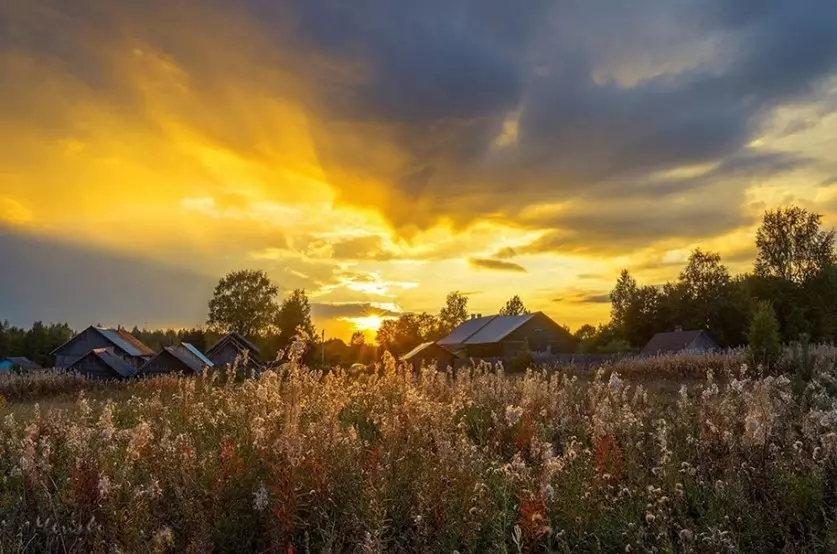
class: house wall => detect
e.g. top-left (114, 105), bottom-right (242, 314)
top-left (408, 348), bottom-right (455, 371)
top-left (54, 328), bottom-right (143, 368)
top-left (688, 333), bottom-right (719, 352)
top-left (210, 343), bottom-right (260, 369)
top-left (141, 351), bottom-right (187, 376)
top-left (71, 355), bottom-right (118, 381)
top-left (501, 314), bottom-right (575, 356)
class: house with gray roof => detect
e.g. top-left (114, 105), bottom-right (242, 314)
top-left (69, 348), bottom-right (138, 380)
top-left (401, 341), bottom-right (458, 371)
top-left (140, 343), bottom-right (214, 376)
top-left (0, 357), bottom-right (39, 372)
top-left (206, 332), bottom-right (263, 371)
top-left (51, 326), bottom-right (154, 369)
top-left (438, 312), bottom-right (574, 360)
top-left (640, 329), bottom-right (719, 356)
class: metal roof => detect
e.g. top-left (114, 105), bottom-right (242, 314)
top-left (96, 328), bottom-right (154, 357)
top-left (400, 342), bottom-right (456, 361)
top-left (437, 316), bottom-right (495, 346)
top-left (206, 332), bottom-right (261, 357)
top-left (165, 346), bottom-right (206, 373)
top-left (640, 330), bottom-right (717, 355)
top-left (3, 357), bottom-right (39, 370)
top-left (182, 343), bottom-right (214, 367)
top-left (82, 348), bottom-right (137, 378)
top-left (438, 313), bottom-right (538, 346)
top-left (462, 314), bottom-right (535, 345)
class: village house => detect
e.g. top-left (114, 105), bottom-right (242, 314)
top-left (206, 332), bottom-right (263, 370)
top-left (437, 312), bottom-right (574, 360)
top-left (51, 326), bottom-right (154, 368)
top-left (69, 348), bottom-right (138, 380)
top-left (140, 343), bottom-right (214, 376)
top-left (400, 341), bottom-right (458, 371)
top-left (640, 328), bottom-right (719, 356)
top-left (0, 357), bottom-right (39, 372)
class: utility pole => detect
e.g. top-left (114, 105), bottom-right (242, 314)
top-left (321, 328), bottom-right (325, 367)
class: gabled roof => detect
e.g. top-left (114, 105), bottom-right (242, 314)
top-left (438, 313), bottom-right (540, 346)
top-left (182, 343), bottom-right (214, 367)
top-left (73, 348), bottom-right (137, 378)
top-left (167, 345), bottom-right (213, 373)
top-left (206, 332), bottom-right (261, 357)
top-left (2, 357), bottom-right (39, 370)
top-left (401, 342), bottom-right (455, 361)
top-left (50, 326), bottom-right (154, 358)
top-left (641, 330), bottom-right (717, 355)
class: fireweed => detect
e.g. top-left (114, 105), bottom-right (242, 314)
top-left (1, 350), bottom-right (837, 552)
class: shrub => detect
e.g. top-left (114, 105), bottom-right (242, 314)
top-left (748, 300), bottom-right (782, 371)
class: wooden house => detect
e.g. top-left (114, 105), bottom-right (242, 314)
top-left (51, 326), bottom-right (154, 368)
top-left (640, 329), bottom-right (719, 356)
top-left (0, 357), bottom-right (39, 372)
top-left (140, 343), bottom-right (214, 376)
top-left (69, 348), bottom-right (137, 380)
top-left (401, 342), bottom-right (458, 371)
top-left (205, 332), bottom-right (263, 370)
top-left (437, 312), bottom-right (574, 360)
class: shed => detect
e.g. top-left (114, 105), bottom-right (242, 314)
top-left (69, 348), bottom-right (137, 380)
top-left (206, 332), bottom-right (263, 370)
top-left (438, 311), bottom-right (574, 359)
top-left (401, 342), bottom-right (458, 371)
top-left (51, 326), bottom-right (154, 368)
top-left (640, 329), bottom-right (720, 356)
top-left (140, 343), bottom-right (215, 376)
top-left (0, 357), bottom-right (40, 372)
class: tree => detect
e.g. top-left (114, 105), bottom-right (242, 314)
top-left (748, 301), bottom-right (782, 370)
top-left (755, 206), bottom-right (836, 283)
top-left (499, 295), bottom-right (528, 316)
top-left (350, 331), bottom-right (366, 348)
top-left (610, 270), bottom-right (638, 329)
top-left (207, 270), bottom-right (280, 338)
top-left (276, 289), bottom-right (316, 352)
top-left (439, 291), bottom-right (469, 336)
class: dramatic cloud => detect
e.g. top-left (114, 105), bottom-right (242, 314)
top-left (2, 0), bottom-right (836, 335)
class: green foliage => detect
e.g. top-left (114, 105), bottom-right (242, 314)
top-left (1, 352), bottom-right (837, 551)
top-left (755, 206), bottom-right (836, 283)
top-left (748, 301), bottom-right (782, 369)
top-left (438, 291), bottom-right (469, 336)
top-left (0, 320), bottom-right (73, 367)
top-left (498, 294), bottom-right (529, 316)
top-left (207, 269), bottom-right (280, 338)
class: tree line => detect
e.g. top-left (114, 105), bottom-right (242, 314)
top-left (577, 206), bottom-right (837, 353)
top-left (2, 206), bottom-right (831, 367)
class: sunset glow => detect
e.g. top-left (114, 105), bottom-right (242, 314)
top-left (2, 1), bottom-right (837, 340)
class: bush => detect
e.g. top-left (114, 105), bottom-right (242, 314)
top-left (748, 300), bottom-right (782, 370)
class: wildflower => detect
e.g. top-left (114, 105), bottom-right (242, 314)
top-left (608, 372), bottom-right (623, 390)
top-left (544, 484), bottom-right (555, 501)
top-left (253, 483), bottom-right (269, 512)
top-left (645, 512), bottom-right (656, 524)
top-left (505, 405), bottom-right (523, 426)
top-left (98, 475), bottom-right (112, 499)
top-left (679, 528), bottom-right (694, 542)
top-left (152, 527), bottom-right (175, 551)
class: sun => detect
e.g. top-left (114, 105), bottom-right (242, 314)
top-left (350, 315), bottom-right (385, 333)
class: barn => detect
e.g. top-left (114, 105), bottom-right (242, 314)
top-left (140, 343), bottom-right (214, 376)
top-left (69, 348), bottom-right (137, 380)
top-left (640, 329), bottom-right (720, 356)
top-left (401, 342), bottom-right (458, 371)
top-left (51, 326), bottom-right (154, 368)
top-left (438, 312), bottom-right (574, 359)
top-left (205, 332), bottom-right (263, 370)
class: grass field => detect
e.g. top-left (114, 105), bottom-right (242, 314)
top-left (1, 350), bottom-right (837, 553)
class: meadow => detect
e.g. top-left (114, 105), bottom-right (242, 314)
top-left (1, 349), bottom-right (837, 553)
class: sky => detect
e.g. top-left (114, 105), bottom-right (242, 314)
top-left (2, 0), bottom-right (837, 340)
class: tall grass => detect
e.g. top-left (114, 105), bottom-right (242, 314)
top-left (1, 351), bottom-right (837, 552)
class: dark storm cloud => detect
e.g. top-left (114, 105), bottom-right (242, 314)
top-left (468, 258), bottom-right (527, 273)
top-left (0, 228), bottom-right (215, 329)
